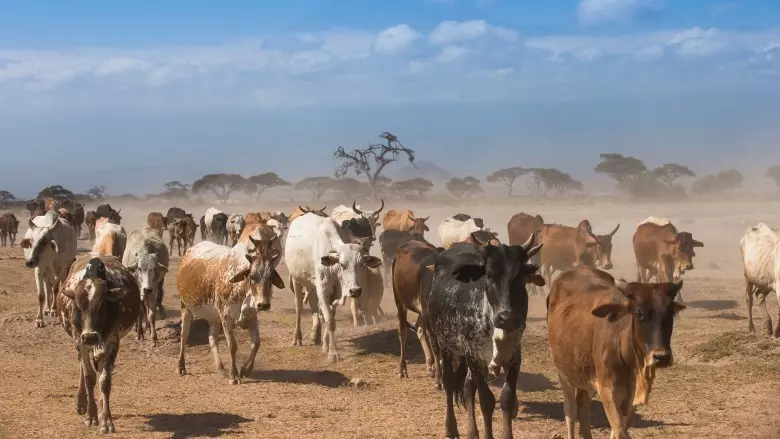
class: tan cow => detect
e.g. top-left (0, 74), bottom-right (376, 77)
top-left (44, 197), bottom-right (59, 212)
top-left (382, 209), bottom-right (417, 231)
top-left (92, 222), bottom-right (127, 259)
top-left (547, 267), bottom-right (685, 439)
top-left (539, 220), bottom-right (619, 285)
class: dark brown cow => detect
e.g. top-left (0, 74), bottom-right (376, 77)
top-left (0, 212), bottom-right (20, 247)
top-left (539, 220), bottom-right (619, 285)
top-left (378, 216), bottom-right (431, 280)
top-left (168, 218), bottom-right (190, 256)
top-left (71, 203), bottom-right (85, 239)
top-left (147, 212), bottom-right (167, 234)
top-left (289, 205), bottom-right (327, 223)
top-left (183, 214), bottom-right (198, 247)
top-left (392, 239), bottom-right (443, 381)
top-left (85, 210), bottom-right (97, 242)
top-left (547, 267), bottom-right (684, 439)
top-left (95, 204), bottom-right (122, 225)
top-left (26, 199), bottom-right (46, 217)
top-left (58, 256), bottom-right (141, 434)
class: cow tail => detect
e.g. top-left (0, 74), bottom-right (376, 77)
top-left (451, 357), bottom-right (468, 408)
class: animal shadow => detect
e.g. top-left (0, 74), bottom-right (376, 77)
top-left (490, 372), bottom-right (557, 392)
top-left (709, 312), bottom-right (746, 321)
top-left (144, 412), bottom-right (252, 438)
top-left (350, 328), bottom-right (426, 364)
top-left (251, 369), bottom-right (349, 388)
top-left (522, 401), bottom-right (686, 429)
top-left (686, 300), bottom-right (738, 311)
top-left (159, 319), bottom-right (212, 346)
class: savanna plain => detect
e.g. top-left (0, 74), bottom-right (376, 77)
top-left (1, 197), bottom-right (778, 438)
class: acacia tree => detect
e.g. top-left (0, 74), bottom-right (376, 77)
top-left (163, 181), bottom-right (191, 200)
top-left (247, 172), bottom-right (291, 200)
top-left (486, 167), bottom-right (529, 196)
top-left (192, 174), bottom-right (250, 203)
top-left (334, 178), bottom-right (372, 200)
top-left (766, 166), bottom-right (780, 188)
top-left (86, 185), bottom-right (107, 200)
top-left (392, 178), bottom-right (434, 199)
top-left (38, 185), bottom-right (75, 202)
top-left (692, 169), bottom-right (744, 195)
top-left (295, 176), bottom-right (336, 201)
top-left (0, 190), bottom-right (15, 207)
top-left (529, 168), bottom-right (584, 196)
top-left (446, 176), bottom-right (483, 200)
top-left (334, 132), bottom-right (415, 198)
top-left (651, 163), bottom-right (696, 186)
top-left (594, 153), bottom-right (647, 191)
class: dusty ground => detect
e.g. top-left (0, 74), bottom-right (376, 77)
top-left (1, 198), bottom-right (779, 438)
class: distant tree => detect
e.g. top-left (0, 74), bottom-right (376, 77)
top-left (486, 167), bottom-right (529, 196)
top-left (334, 178), bottom-right (372, 200)
top-left (766, 166), bottom-right (780, 188)
top-left (86, 185), bottom-right (107, 200)
top-left (38, 185), bottom-right (75, 202)
top-left (192, 174), bottom-right (250, 203)
top-left (246, 172), bottom-right (291, 200)
top-left (163, 181), bottom-right (191, 200)
top-left (446, 176), bottom-right (483, 200)
top-left (692, 169), bottom-right (744, 196)
top-left (651, 163), bottom-right (696, 186)
top-left (0, 190), bottom-right (16, 207)
top-left (392, 178), bottom-right (434, 199)
top-left (334, 132), bottom-right (415, 198)
top-left (527, 168), bottom-right (583, 196)
top-left (594, 153), bottom-right (647, 191)
top-left (295, 176), bottom-right (336, 201)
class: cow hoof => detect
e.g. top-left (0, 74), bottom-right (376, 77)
top-left (328, 353), bottom-right (340, 363)
top-left (292, 339), bottom-right (302, 347)
top-left (434, 382), bottom-right (443, 391)
top-left (76, 404), bottom-right (87, 415)
top-left (35, 320), bottom-right (45, 329)
top-left (427, 368), bottom-right (435, 378)
top-left (152, 340), bottom-right (159, 348)
top-left (85, 417), bottom-right (98, 427)
top-left (102, 421), bottom-right (115, 434)
top-left (178, 367), bottom-right (186, 377)
top-left (229, 378), bottom-right (238, 385)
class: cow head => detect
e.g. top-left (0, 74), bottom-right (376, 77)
top-left (320, 243), bottom-right (382, 304)
top-left (339, 217), bottom-right (375, 249)
top-left (352, 199), bottom-right (385, 230)
top-left (126, 248), bottom-right (167, 302)
top-left (450, 234), bottom-right (544, 332)
top-left (20, 212), bottom-right (62, 268)
top-left (592, 278), bottom-right (685, 370)
top-left (409, 216), bottom-right (430, 239)
top-left (467, 230), bottom-right (501, 247)
top-left (592, 224), bottom-right (620, 270)
top-left (169, 218), bottom-right (187, 237)
top-left (668, 232), bottom-right (703, 276)
top-left (61, 260), bottom-right (129, 347)
top-left (272, 212), bottom-right (290, 232)
top-left (300, 205), bottom-right (328, 217)
top-left (229, 237), bottom-right (284, 311)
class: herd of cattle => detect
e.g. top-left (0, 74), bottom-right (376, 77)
top-left (1, 197), bottom-right (779, 438)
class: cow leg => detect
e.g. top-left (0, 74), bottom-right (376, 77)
top-left (320, 300), bottom-right (339, 363)
top-left (98, 346), bottom-right (118, 433)
top-left (745, 280), bottom-right (755, 333)
top-left (441, 351), bottom-right (460, 439)
top-left (80, 346), bottom-right (99, 428)
top-left (350, 297), bottom-right (361, 327)
top-left (756, 292), bottom-right (773, 336)
top-left (240, 315), bottom-right (260, 379)
top-left (291, 278), bottom-right (304, 346)
top-left (415, 314), bottom-right (435, 378)
top-left (34, 268), bottom-right (46, 328)
top-left (499, 352), bottom-right (521, 439)
top-left (156, 278), bottom-right (166, 319)
top-left (309, 291), bottom-right (322, 345)
top-left (576, 388), bottom-right (594, 439)
top-left (559, 376), bottom-right (577, 439)
top-left (395, 298), bottom-right (409, 378)
top-left (425, 322), bottom-right (443, 390)
top-left (135, 302), bottom-right (145, 341)
top-left (75, 346), bottom-right (87, 415)
top-left (463, 369), bottom-right (479, 439)
top-left (599, 387), bottom-right (629, 439)
top-left (474, 369), bottom-right (495, 439)
top-left (147, 296), bottom-right (158, 347)
top-left (221, 318), bottom-right (239, 384)
top-left (208, 320), bottom-right (225, 373)
top-left (774, 281), bottom-right (780, 337)
top-left (177, 307), bottom-right (193, 376)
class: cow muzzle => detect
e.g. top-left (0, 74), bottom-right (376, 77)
top-left (603, 262), bottom-right (613, 270)
top-left (349, 288), bottom-right (362, 298)
top-left (256, 302), bottom-right (271, 312)
top-left (25, 259), bottom-right (38, 268)
top-left (141, 288), bottom-right (152, 300)
top-left (648, 350), bottom-right (673, 368)
top-left (81, 332), bottom-right (99, 346)
top-left (493, 311), bottom-right (517, 331)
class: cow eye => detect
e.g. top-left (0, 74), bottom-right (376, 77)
top-left (637, 309), bottom-right (651, 321)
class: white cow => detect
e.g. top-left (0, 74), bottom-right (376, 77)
top-left (437, 214), bottom-right (487, 248)
top-left (204, 207), bottom-right (223, 229)
top-left (740, 223), bottom-right (780, 337)
top-left (331, 200), bottom-right (384, 237)
top-left (285, 213), bottom-right (382, 362)
top-left (92, 222), bottom-right (127, 258)
top-left (122, 227), bottom-right (170, 346)
top-left (20, 211), bottom-right (77, 328)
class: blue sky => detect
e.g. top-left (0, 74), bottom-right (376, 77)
top-left (1, 1), bottom-right (779, 196)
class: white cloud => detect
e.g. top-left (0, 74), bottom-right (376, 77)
top-left (374, 24), bottom-right (420, 55)
top-left (579, 0), bottom-right (665, 25)
top-left (634, 45), bottom-right (664, 62)
top-left (94, 57), bottom-right (152, 76)
top-left (430, 20), bottom-right (488, 45)
top-left (435, 45), bottom-right (469, 62)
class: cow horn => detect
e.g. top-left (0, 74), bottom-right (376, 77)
top-left (374, 199), bottom-right (385, 216)
top-left (422, 216), bottom-right (430, 222)
top-left (352, 201), bottom-right (362, 215)
top-left (248, 235), bottom-right (262, 249)
top-left (609, 223), bottom-right (620, 237)
top-left (319, 206), bottom-right (326, 213)
top-left (527, 243), bottom-right (543, 259)
top-left (298, 205), bottom-right (308, 213)
top-left (520, 233), bottom-right (535, 251)
top-left (614, 278), bottom-right (630, 292)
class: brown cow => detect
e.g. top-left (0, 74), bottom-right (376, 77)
top-left (45, 197), bottom-right (59, 212)
top-left (0, 212), bottom-right (20, 247)
top-left (58, 256), bottom-right (141, 434)
top-left (168, 218), bottom-right (190, 257)
top-left (147, 212), bottom-right (167, 234)
top-left (382, 209), bottom-right (418, 231)
top-left (85, 210), bottom-right (97, 242)
top-left (392, 239), bottom-right (443, 382)
top-left (507, 212), bottom-right (544, 248)
top-left (71, 203), bottom-right (85, 239)
top-left (539, 220), bottom-right (618, 285)
top-left (289, 205), bottom-right (327, 223)
top-left (183, 214), bottom-right (198, 247)
top-left (547, 267), bottom-right (684, 439)
top-left (57, 208), bottom-right (73, 223)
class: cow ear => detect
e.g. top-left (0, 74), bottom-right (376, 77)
top-left (107, 288), bottom-right (127, 302)
top-left (271, 270), bottom-right (285, 289)
top-left (20, 239), bottom-right (32, 249)
top-left (363, 256), bottom-right (382, 269)
top-left (452, 264), bottom-right (485, 283)
top-left (692, 240), bottom-right (704, 248)
top-left (50, 240), bottom-right (59, 252)
top-left (424, 225), bottom-right (430, 231)
top-left (591, 302), bottom-right (628, 322)
top-left (157, 263), bottom-right (168, 273)
top-left (61, 289), bottom-right (76, 299)
top-left (613, 279), bottom-right (636, 300)
top-left (229, 268), bottom-right (250, 283)
top-left (320, 255), bottom-right (339, 267)
top-left (528, 274), bottom-right (546, 287)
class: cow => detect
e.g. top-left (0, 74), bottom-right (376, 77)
top-left (538, 220), bottom-right (618, 285)
top-left (424, 233), bottom-right (543, 439)
top-left (45, 197), bottom-right (59, 212)
top-left (94, 204), bottom-right (122, 225)
top-left (199, 215), bottom-right (208, 241)
top-left (26, 199), bottom-right (46, 217)
top-left (463, 229), bottom-right (501, 247)
top-left (85, 211), bottom-right (97, 242)
top-left (238, 222), bottom-right (282, 266)
top-left (350, 266), bottom-right (384, 327)
top-left (227, 213), bottom-right (245, 246)
top-left (378, 217), bottom-right (430, 280)
top-left (547, 267), bottom-right (685, 439)
top-left (740, 223), bottom-right (780, 337)
top-left (57, 207), bottom-right (73, 223)
top-left (71, 203), bottom-right (85, 239)
top-left (633, 217), bottom-right (703, 286)
top-left (508, 212), bottom-right (545, 295)
top-left (58, 256), bottom-right (141, 434)
top-left (122, 228), bottom-right (169, 346)
top-left (147, 212), bottom-right (167, 234)
top-left (0, 212), bottom-right (20, 247)
top-left (20, 211), bottom-right (78, 328)
top-left (202, 207), bottom-right (229, 245)
top-left (289, 205), bottom-right (327, 223)
top-left (176, 238), bottom-right (284, 384)
top-left (285, 212), bottom-right (382, 362)
top-left (92, 222), bottom-right (127, 259)
top-left (183, 214), bottom-right (198, 247)
top-left (392, 239), bottom-right (442, 381)
top-left (167, 218), bottom-right (190, 257)
top-left (437, 214), bottom-right (489, 249)
top-left (245, 211), bottom-right (288, 226)
top-left (331, 200), bottom-right (385, 237)
top-left (166, 207), bottom-right (186, 224)
top-left (382, 209), bottom-right (424, 232)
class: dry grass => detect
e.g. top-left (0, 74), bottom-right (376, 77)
top-left (0, 198), bottom-right (779, 438)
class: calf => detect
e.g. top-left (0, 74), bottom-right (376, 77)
top-left (92, 222), bottom-right (127, 259)
top-left (123, 228), bottom-right (169, 346)
top-left (227, 213), bottom-right (245, 246)
top-left (285, 213), bottom-right (382, 362)
top-left (740, 223), bottom-right (780, 336)
top-left (437, 214), bottom-right (488, 249)
top-left (177, 238), bottom-right (284, 384)
top-left (146, 212), bottom-right (167, 235)
top-left (0, 212), bottom-right (20, 247)
top-left (21, 211), bottom-right (77, 327)
top-left (85, 211), bottom-right (97, 242)
top-left (547, 267), bottom-right (684, 439)
top-left (425, 234), bottom-right (543, 439)
top-left (58, 256), bottom-right (141, 434)
top-left (289, 205), bottom-right (327, 223)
